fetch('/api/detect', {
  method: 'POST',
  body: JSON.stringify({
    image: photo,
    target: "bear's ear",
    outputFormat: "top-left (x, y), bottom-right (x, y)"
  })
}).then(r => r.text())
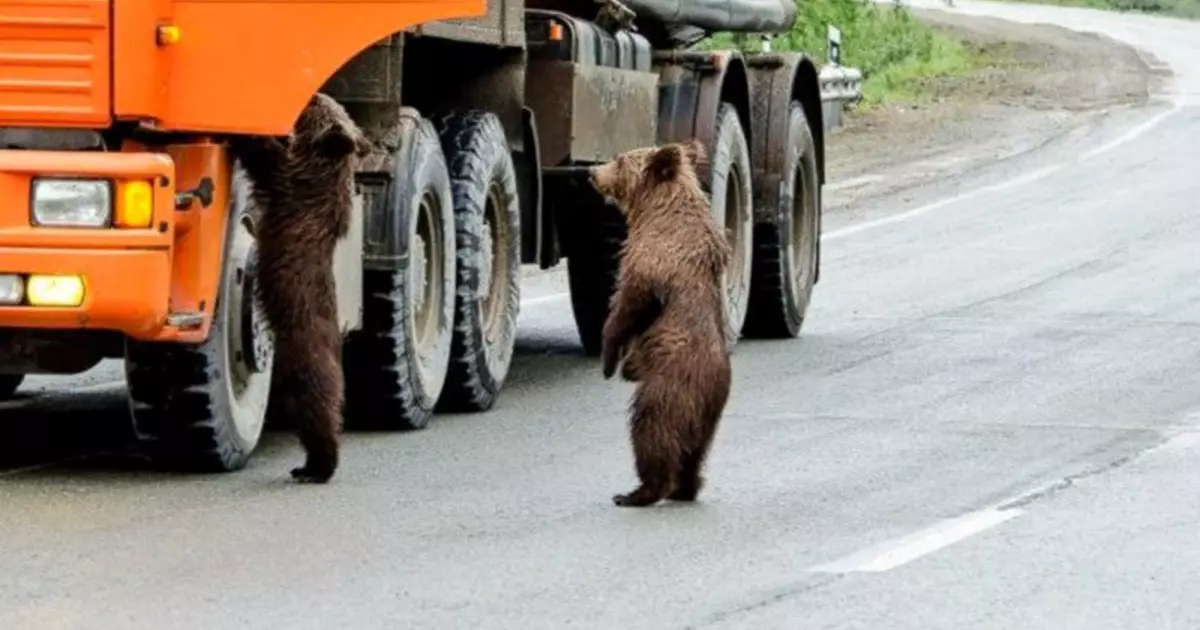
top-left (314, 120), bottom-right (372, 159)
top-left (645, 144), bottom-right (685, 183)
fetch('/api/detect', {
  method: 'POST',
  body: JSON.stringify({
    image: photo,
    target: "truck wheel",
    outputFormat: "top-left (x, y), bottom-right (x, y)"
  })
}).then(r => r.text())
top-left (125, 167), bottom-right (273, 473)
top-left (709, 102), bottom-right (754, 348)
top-left (343, 112), bottom-right (456, 431)
top-left (745, 102), bottom-right (820, 338)
top-left (0, 374), bottom-right (23, 400)
top-left (434, 111), bottom-right (521, 412)
top-left (566, 200), bottom-right (626, 356)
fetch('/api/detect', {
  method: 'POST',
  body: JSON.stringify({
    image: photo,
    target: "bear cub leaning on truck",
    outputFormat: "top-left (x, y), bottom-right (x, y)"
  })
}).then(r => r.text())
top-left (230, 93), bottom-right (373, 484)
top-left (589, 139), bottom-right (734, 507)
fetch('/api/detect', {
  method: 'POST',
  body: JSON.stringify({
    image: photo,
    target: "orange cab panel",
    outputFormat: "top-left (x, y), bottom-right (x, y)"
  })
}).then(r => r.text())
top-left (120, 0), bottom-right (485, 135)
top-left (0, 0), bottom-right (111, 128)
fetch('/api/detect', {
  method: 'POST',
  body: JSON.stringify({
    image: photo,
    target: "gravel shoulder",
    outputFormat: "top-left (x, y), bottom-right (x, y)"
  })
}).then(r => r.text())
top-left (824, 8), bottom-right (1167, 211)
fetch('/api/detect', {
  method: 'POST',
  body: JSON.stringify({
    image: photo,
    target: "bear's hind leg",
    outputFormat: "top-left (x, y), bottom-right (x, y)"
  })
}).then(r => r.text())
top-left (613, 449), bottom-right (674, 507)
top-left (291, 409), bottom-right (340, 484)
top-left (668, 447), bottom-right (707, 502)
top-left (613, 403), bottom-right (680, 507)
top-left (669, 384), bottom-right (728, 502)
top-left (284, 347), bottom-right (344, 484)
top-left (668, 418), bottom-right (716, 502)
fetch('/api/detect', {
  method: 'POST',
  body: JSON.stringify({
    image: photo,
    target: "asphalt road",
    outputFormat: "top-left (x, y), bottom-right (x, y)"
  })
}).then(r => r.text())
top-left (3, 2), bottom-right (1200, 628)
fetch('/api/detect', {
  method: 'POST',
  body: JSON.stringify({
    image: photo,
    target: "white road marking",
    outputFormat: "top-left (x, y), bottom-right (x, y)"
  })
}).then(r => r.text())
top-left (808, 506), bottom-right (1023, 573)
top-left (1155, 430), bottom-right (1200, 452)
top-left (1080, 100), bottom-right (1184, 160)
top-left (811, 415), bottom-right (1200, 574)
top-left (822, 98), bottom-right (1185, 242)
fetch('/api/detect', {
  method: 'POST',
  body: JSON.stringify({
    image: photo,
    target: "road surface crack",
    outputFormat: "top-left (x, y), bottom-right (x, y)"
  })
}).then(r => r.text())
top-left (683, 574), bottom-right (850, 629)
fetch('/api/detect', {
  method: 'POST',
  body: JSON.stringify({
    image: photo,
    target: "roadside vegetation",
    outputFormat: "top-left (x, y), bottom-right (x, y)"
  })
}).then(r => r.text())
top-left (1012, 0), bottom-right (1200, 18)
top-left (701, 0), bottom-right (985, 107)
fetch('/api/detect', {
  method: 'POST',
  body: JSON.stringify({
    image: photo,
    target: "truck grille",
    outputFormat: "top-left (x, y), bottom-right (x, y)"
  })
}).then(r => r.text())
top-left (0, 0), bottom-right (110, 127)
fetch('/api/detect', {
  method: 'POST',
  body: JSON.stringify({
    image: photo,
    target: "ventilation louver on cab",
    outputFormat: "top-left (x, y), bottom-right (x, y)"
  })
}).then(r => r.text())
top-left (0, 0), bottom-right (111, 127)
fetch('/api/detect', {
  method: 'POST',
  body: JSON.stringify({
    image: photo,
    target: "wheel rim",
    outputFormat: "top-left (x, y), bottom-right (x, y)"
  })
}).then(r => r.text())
top-left (791, 160), bottom-right (816, 299)
top-left (723, 162), bottom-right (750, 319)
top-left (223, 201), bottom-right (273, 445)
top-left (480, 182), bottom-right (509, 356)
top-left (411, 188), bottom-right (447, 386)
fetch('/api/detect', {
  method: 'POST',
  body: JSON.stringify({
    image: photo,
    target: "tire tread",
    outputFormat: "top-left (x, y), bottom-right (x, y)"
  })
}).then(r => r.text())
top-left (344, 269), bottom-right (432, 430)
top-left (126, 335), bottom-right (248, 473)
top-left (434, 110), bottom-right (521, 412)
top-left (743, 101), bottom-right (820, 339)
top-left (344, 113), bottom-right (454, 431)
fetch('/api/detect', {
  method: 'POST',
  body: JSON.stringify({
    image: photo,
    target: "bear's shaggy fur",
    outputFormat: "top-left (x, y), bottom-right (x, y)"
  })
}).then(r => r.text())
top-left (589, 139), bottom-right (733, 507)
top-left (230, 93), bottom-right (372, 483)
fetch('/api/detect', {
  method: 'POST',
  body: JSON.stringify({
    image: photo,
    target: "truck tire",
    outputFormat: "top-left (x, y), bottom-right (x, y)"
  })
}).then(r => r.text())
top-left (709, 102), bottom-right (754, 348)
top-left (566, 199), bottom-right (626, 357)
top-left (0, 374), bottom-right (23, 400)
top-left (434, 111), bottom-right (521, 412)
top-left (125, 167), bottom-right (273, 473)
top-left (343, 113), bottom-right (456, 431)
top-left (745, 102), bottom-right (820, 338)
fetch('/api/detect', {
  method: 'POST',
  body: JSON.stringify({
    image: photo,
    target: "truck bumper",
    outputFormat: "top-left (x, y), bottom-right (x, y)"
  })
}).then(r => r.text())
top-left (0, 248), bottom-right (170, 338)
top-left (0, 148), bottom-right (203, 342)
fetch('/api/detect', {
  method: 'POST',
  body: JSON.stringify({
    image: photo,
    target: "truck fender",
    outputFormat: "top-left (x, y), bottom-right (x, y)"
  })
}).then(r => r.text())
top-left (746, 52), bottom-right (825, 284)
top-left (654, 49), bottom-right (753, 186)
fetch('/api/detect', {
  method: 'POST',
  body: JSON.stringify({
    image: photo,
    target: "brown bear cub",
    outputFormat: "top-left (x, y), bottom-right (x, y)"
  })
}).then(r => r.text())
top-left (230, 93), bottom-right (372, 483)
top-left (589, 139), bottom-right (734, 507)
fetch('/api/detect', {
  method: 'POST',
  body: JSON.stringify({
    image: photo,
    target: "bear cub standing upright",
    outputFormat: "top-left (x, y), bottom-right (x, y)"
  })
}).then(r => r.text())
top-left (589, 139), bottom-right (733, 507)
top-left (230, 93), bottom-right (372, 484)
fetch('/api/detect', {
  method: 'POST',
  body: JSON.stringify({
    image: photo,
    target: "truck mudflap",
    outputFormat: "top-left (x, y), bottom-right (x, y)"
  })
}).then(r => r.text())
top-left (0, 0), bottom-right (111, 128)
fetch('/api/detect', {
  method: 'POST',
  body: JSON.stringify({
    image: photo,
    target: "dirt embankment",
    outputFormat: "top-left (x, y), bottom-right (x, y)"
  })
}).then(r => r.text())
top-left (824, 9), bottom-right (1166, 211)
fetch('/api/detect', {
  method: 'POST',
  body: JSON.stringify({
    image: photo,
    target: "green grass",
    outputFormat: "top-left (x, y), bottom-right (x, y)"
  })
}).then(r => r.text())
top-left (701, 0), bottom-right (985, 107)
top-left (1009, 0), bottom-right (1200, 18)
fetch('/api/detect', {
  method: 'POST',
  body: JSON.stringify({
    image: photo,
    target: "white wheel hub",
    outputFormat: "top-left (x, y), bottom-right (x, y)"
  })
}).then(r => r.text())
top-left (222, 175), bottom-right (274, 445)
top-left (478, 215), bottom-right (494, 305)
top-left (412, 231), bottom-right (428, 316)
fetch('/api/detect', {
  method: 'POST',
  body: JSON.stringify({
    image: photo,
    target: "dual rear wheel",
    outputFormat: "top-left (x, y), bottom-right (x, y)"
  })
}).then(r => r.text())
top-left (344, 109), bottom-right (521, 429)
top-left (127, 108), bottom-right (522, 472)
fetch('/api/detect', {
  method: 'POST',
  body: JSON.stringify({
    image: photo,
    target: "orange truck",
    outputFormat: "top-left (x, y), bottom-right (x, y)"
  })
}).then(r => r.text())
top-left (0, 0), bottom-right (826, 472)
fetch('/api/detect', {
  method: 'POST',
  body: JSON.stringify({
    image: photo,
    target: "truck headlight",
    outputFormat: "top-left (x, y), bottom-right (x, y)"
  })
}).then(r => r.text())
top-left (31, 178), bottom-right (112, 228)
